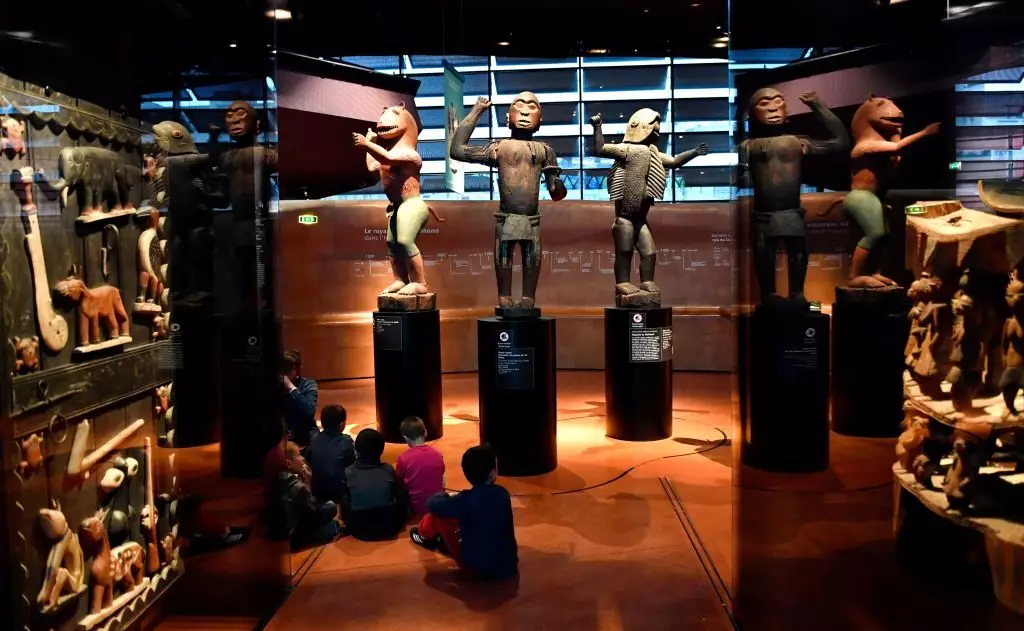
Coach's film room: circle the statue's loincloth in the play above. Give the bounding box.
[751,208,806,238]
[494,212,540,242]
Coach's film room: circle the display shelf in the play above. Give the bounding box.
[903,370,1024,429]
[894,464,1024,615]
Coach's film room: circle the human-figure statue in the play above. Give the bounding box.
[353,103,443,300]
[590,109,708,305]
[738,89,849,307]
[845,96,940,287]
[450,93,567,312]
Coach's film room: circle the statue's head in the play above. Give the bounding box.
[507,92,542,134]
[852,96,904,139]
[39,502,68,541]
[748,87,787,127]
[225,100,258,142]
[152,121,197,156]
[54,277,85,301]
[1008,270,1024,312]
[623,108,661,144]
[375,103,419,145]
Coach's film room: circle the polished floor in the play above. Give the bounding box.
[159,371,1021,631]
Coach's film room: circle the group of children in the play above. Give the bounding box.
[265,405,519,581]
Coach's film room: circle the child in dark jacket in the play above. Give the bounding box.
[411,444,518,580]
[306,404,356,503]
[342,428,405,541]
[270,442,341,548]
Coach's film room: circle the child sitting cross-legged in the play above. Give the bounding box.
[410,444,519,580]
[342,428,405,541]
[395,416,445,519]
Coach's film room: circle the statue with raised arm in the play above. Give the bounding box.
[590,109,708,306]
[739,89,849,308]
[450,93,567,315]
[353,103,444,310]
[844,96,941,288]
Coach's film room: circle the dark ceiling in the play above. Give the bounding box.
[0,0,1019,113]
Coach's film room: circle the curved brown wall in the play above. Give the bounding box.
[277,196,854,381]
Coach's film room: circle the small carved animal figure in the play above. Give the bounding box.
[136,212,166,309]
[1,115,26,157]
[896,416,937,487]
[152,312,169,341]
[54,275,130,346]
[1001,271,1024,419]
[79,508,145,614]
[18,433,44,476]
[37,500,85,611]
[13,335,40,374]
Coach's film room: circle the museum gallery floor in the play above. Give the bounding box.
[157,372,1021,631]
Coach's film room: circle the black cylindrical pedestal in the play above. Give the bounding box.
[738,307,830,472]
[373,310,443,443]
[478,317,557,476]
[170,301,221,448]
[604,306,673,441]
[831,288,911,437]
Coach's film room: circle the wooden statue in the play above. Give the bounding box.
[738,89,848,308]
[905,273,958,397]
[37,500,86,612]
[52,146,136,223]
[79,508,146,616]
[451,94,567,313]
[1001,271,1024,420]
[590,110,708,306]
[54,267,131,354]
[1,114,26,157]
[895,415,938,487]
[134,211,166,314]
[353,103,444,310]
[18,433,44,476]
[13,335,40,374]
[844,96,940,287]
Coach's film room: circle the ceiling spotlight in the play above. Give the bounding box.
[588,48,609,54]
[265,0,292,20]
[229,42,238,48]
[497,41,510,46]
[712,42,727,48]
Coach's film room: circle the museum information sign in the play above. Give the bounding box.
[495,329,534,389]
[373,314,403,352]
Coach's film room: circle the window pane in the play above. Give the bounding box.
[673,98,729,121]
[583,66,668,92]
[674,132,732,153]
[340,55,401,71]
[672,63,729,89]
[582,169,611,201]
[493,68,579,95]
[584,99,670,124]
[408,55,488,69]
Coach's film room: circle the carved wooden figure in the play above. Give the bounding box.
[1001,271,1024,420]
[54,267,131,353]
[52,146,136,223]
[18,433,44,476]
[1,114,26,157]
[135,211,166,313]
[14,167,70,352]
[905,273,958,397]
[79,508,146,616]
[37,500,86,612]
[13,335,40,374]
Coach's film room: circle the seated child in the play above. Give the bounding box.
[306,404,356,503]
[271,441,342,548]
[411,444,519,580]
[394,416,445,518]
[342,428,404,541]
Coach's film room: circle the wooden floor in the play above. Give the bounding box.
[158,371,1022,631]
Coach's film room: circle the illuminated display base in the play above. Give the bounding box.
[478,316,557,476]
[373,310,443,443]
[604,306,673,441]
[831,287,911,438]
[738,306,830,473]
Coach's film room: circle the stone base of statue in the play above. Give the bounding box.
[738,304,830,472]
[615,290,661,308]
[373,309,443,443]
[495,305,541,319]
[478,316,557,476]
[604,306,673,441]
[378,292,437,311]
[831,286,911,438]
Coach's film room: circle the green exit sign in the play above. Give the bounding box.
[298,214,318,225]
[949,161,962,171]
